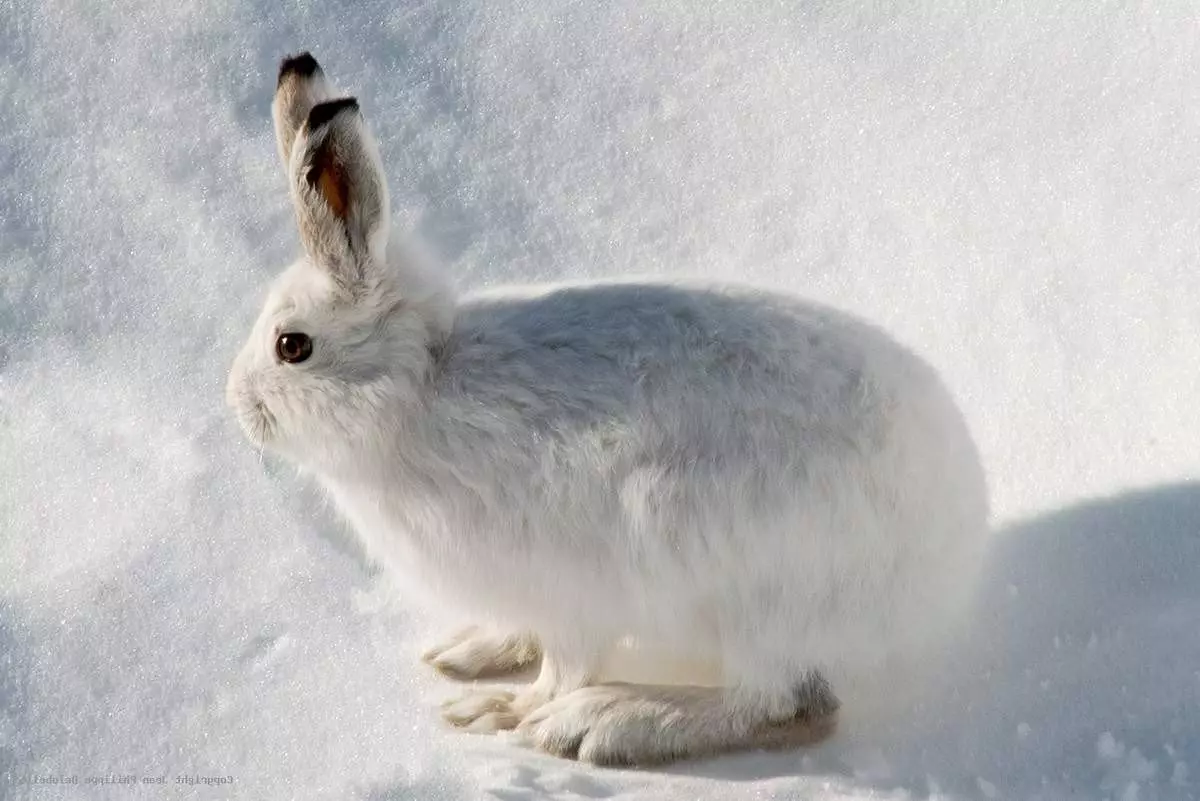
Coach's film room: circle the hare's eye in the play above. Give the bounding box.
[275,333,313,364]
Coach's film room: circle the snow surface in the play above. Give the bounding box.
[2,1,1199,799]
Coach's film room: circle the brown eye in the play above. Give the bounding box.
[275,332,313,364]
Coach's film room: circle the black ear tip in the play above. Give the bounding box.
[278,52,322,87]
[307,97,359,131]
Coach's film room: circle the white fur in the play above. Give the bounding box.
[423,626,540,680]
[227,55,990,765]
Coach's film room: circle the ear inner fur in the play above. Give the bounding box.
[303,98,360,220]
[307,149,350,220]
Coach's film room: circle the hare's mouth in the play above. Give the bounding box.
[253,400,276,441]
[238,398,276,446]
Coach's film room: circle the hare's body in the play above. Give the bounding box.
[228,54,990,766]
[328,281,985,681]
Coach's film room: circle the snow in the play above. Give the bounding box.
[2,1,1199,799]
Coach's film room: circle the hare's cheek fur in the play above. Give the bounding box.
[225,318,317,454]
[225,344,272,447]
[226,52,993,767]
[224,339,345,459]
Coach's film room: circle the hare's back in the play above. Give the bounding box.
[447,281,928,450]
[441,281,981,596]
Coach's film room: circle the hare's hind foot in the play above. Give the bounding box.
[517,674,839,766]
[422,626,541,681]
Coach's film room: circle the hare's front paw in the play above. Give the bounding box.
[440,645,598,735]
[441,685,552,733]
[422,626,541,681]
[441,688,521,732]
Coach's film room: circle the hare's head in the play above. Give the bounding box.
[227,53,451,468]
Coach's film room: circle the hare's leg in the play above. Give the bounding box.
[518,671,838,766]
[441,636,602,733]
[422,626,541,681]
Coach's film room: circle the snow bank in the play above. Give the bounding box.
[2,2,1198,799]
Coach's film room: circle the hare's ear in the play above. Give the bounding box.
[274,58,390,287]
[272,53,334,172]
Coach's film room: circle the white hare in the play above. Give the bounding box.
[227,53,990,766]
